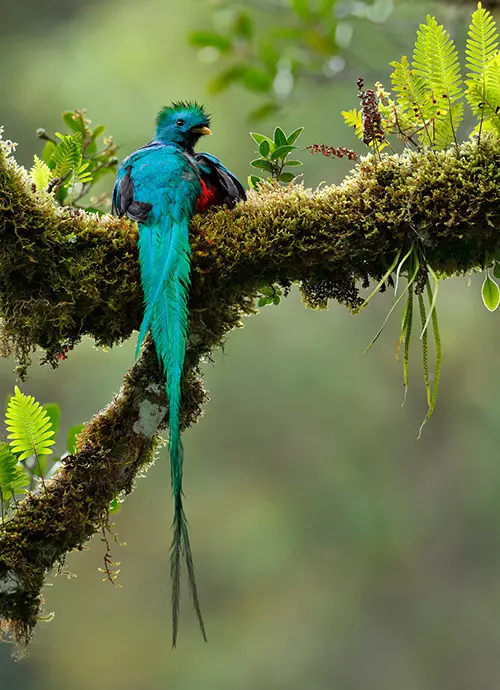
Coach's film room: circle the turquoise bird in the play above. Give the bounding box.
[112,102,245,644]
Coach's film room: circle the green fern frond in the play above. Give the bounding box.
[390,56,433,146]
[466,2,499,80]
[413,16,463,104]
[5,386,56,462]
[433,101,465,149]
[51,133,83,178]
[30,155,53,191]
[341,108,363,138]
[0,442,29,499]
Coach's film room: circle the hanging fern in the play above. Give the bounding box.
[0,442,29,503]
[5,386,56,462]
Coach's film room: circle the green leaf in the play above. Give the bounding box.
[242,67,273,92]
[232,10,254,39]
[188,31,232,52]
[62,112,84,133]
[30,155,53,190]
[274,127,287,147]
[250,132,274,147]
[249,102,280,121]
[0,442,29,499]
[250,158,274,171]
[270,145,297,160]
[279,172,295,183]
[286,127,304,145]
[482,273,500,311]
[41,140,56,167]
[42,403,60,438]
[5,387,56,461]
[92,125,106,139]
[67,424,85,455]
[494,261,500,280]
[258,297,269,307]
[284,160,303,166]
[248,174,263,189]
[259,140,270,158]
[272,295,281,305]
[208,64,247,94]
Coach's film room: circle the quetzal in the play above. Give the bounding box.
[112,102,246,644]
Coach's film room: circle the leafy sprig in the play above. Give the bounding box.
[249,126,303,188]
[32,109,118,210]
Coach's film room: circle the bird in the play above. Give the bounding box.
[112,102,246,645]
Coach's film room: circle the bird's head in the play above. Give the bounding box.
[155,101,211,149]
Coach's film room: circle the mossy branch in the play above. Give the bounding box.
[1,131,500,648]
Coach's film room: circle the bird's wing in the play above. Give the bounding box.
[194,152,246,208]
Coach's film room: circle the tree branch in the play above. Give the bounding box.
[1,129,500,647]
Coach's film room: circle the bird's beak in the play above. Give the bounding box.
[192,125,212,136]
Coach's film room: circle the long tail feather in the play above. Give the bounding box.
[149,226,206,644]
[136,219,185,357]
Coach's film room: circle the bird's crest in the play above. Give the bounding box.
[156,101,210,127]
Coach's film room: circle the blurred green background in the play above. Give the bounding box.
[2,1,500,688]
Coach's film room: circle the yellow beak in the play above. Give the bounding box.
[192,125,212,136]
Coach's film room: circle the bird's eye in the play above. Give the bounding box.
[176,119,184,127]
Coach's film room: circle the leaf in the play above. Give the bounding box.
[249,102,280,121]
[208,64,247,94]
[41,140,57,167]
[258,298,268,307]
[188,31,232,52]
[5,387,56,461]
[482,273,500,311]
[62,112,84,133]
[242,67,273,92]
[248,175,263,188]
[250,158,274,171]
[92,125,106,139]
[232,11,254,39]
[250,132,274,146]
[42,403,60,438]
[494,261,500,280]
[287,127,304,145]
[274,127,287,147]
[30,155,53,190]
[270,145,297,160]
[279,172,295,182]
[284,160,303,166]
[259,140,270,158]
[0,442,29,499]
[67,424,85,455]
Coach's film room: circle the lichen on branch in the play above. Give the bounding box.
[1,129,500,648]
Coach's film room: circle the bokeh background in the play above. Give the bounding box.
[2,1,500,688]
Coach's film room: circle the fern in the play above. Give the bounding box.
[341,106,389,151]
[390,56,433,147]
[30,155,53,191]
[466,2,499,80]
[51,133,93,187]
[6,386,56,462]
[412,16,463,149]
[0,442,29,501]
